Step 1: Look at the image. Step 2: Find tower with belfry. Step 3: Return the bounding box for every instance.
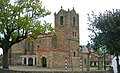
[9,7,80,68]
[54,6,79,67]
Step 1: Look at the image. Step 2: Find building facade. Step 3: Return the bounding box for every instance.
[9,7,80,68]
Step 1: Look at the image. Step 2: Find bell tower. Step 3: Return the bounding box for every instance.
[54,7,79,58]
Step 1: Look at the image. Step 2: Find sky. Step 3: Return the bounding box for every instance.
[0,0,120,54]
[40,0,120,44]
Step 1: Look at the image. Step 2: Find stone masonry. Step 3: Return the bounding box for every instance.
[9,7,80,68]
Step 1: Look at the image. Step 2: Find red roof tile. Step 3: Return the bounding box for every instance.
[37,35,45,38]
[20,54,36,58]
[36,47,69,53]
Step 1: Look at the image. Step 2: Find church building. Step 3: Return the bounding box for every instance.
[9,7,80,68]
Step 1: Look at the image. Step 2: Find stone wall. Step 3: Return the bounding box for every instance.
[54,8,80,68]
[36,49,68,68]
[10,53,23,65]
[0,68,114,73]
[52,51,68,68]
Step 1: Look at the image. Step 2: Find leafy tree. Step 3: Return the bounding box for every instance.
[0,0,53,69]
[88,10,120,72]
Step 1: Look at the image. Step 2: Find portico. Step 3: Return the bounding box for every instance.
[21,55,36,66]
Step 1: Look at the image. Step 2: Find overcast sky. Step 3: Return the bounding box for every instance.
[41,0,120,45]
[0,0,120,54]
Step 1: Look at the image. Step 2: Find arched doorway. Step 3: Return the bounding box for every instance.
[41,57,47,67]
[28,58,33,66]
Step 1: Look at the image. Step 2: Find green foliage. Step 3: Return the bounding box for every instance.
[0,0,53,49]
[0,0,54,69]
[88,9,120,55]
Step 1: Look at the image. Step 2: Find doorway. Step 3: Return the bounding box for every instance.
[28,58,33,66]
[41,57,47,67]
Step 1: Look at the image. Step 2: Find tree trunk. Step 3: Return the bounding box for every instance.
[116,53,119,73]
[98,57,104,70]
[3,49,9,69]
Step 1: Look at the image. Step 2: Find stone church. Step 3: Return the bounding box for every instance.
[9,7,80,68]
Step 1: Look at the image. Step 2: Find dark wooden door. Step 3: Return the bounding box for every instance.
[41,57,47,67]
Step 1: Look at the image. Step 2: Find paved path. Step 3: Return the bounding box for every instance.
[5,66,99,71]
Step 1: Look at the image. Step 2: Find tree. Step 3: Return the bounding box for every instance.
[86,42,91,71]
[88,10,120,72]
[0,0,53,69]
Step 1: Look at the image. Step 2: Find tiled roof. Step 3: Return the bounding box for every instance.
[81,49,89,53]
[21,54,36,56]
[36,47,69,53]
[81,45,89,53]
[20,54,36,58]
[37,35,45,38]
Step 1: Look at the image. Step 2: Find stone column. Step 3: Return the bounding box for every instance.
[33,58,35,65]
[26,58,28,65]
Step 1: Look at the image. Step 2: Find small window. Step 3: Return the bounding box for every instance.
[84,59,86,64]
[72,32,74,36]
[75,32,76,37]
[74,52,76,57]
[37,44,40,48]
[73,17,75,25]
[72,31,77,37]
[60,16,63,25]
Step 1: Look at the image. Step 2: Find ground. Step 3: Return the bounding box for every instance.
[0,66,102,71]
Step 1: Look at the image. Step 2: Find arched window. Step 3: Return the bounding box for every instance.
[37,44,40,48]
[60,16,63,25]
[73,16,75,25]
